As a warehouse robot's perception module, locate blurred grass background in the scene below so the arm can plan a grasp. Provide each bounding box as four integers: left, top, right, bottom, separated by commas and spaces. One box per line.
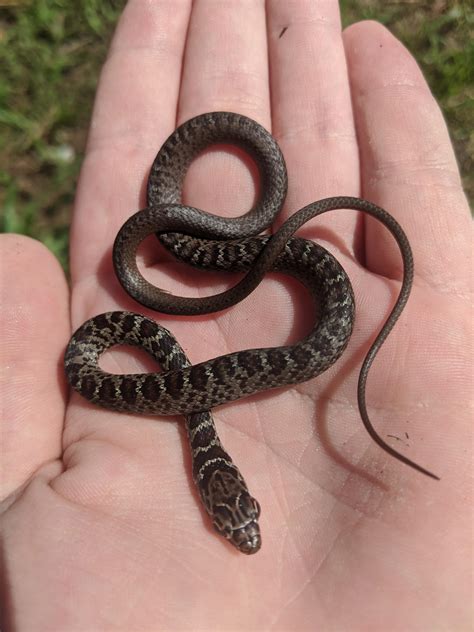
1, 0, 472, 272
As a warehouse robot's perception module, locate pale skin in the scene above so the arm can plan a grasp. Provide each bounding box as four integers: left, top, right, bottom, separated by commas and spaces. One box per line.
0, 1, 472, 630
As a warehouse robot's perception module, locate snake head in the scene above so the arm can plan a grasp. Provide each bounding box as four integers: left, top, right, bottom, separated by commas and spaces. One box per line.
204, 469, 262, 555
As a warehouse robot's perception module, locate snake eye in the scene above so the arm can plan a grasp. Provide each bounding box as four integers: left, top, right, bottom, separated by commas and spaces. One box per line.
212, 508, 233, 538
238, 493, 261, 520
252, 498, 261, 519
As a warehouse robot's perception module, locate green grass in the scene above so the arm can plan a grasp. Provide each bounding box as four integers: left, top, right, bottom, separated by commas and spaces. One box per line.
1, 0, 472, 271
0, 0, 124, 270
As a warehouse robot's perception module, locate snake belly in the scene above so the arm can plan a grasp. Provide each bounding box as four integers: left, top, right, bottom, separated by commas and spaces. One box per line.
65, 111, 422, 555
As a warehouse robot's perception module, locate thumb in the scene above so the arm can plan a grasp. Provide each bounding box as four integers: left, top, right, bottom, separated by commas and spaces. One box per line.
0, 235, 70, 500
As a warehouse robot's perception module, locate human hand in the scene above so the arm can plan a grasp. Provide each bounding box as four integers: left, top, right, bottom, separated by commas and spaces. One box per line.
1, 2, 471, 630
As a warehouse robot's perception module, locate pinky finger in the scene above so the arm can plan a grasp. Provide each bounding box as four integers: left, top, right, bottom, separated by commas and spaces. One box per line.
344, 21, 471, 294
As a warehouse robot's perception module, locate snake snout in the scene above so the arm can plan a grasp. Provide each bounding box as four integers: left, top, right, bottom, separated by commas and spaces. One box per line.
231, 520, 261, 555
228, 493, 261, 554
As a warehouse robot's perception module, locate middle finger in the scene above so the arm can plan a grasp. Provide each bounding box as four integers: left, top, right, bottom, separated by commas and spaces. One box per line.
178, 0, 270, 220
267, 0, 360, 250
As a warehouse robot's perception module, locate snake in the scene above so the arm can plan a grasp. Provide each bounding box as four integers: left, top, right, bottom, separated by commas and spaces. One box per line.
65, 111, 439, 555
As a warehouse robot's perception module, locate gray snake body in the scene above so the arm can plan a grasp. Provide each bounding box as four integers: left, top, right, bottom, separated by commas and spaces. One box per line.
65, 112, 438, 555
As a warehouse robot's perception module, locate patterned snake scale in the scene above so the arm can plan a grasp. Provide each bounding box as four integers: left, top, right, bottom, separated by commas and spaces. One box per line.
65, 112, 438, 556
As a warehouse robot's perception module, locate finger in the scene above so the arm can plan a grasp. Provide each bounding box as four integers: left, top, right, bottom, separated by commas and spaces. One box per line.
0, 236, 69, 500
267, 0, 360, 247
178, 0, 270, 220
344, 21, 471, 292
70, 0, 192, 323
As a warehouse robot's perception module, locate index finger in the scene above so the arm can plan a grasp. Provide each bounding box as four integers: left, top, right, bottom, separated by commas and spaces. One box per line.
69, 0, 192, 324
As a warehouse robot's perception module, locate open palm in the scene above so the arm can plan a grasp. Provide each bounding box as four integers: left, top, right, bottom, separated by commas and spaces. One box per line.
1, 2, 471, 630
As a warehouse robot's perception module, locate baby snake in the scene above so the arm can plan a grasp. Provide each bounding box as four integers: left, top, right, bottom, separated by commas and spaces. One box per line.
65, 112, 438, 555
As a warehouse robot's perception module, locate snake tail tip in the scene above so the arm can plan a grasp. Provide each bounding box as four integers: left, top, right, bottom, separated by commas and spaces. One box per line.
410, 462, 440, 481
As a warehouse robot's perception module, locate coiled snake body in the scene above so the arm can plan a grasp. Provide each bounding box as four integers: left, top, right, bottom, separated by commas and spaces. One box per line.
65, 112, 437, 555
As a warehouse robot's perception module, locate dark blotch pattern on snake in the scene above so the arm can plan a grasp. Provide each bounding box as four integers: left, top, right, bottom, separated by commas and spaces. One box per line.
65, 112, 438, 556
